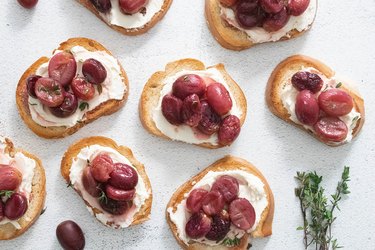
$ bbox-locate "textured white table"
[1,1,375,249]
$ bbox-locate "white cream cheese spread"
[167,170,268,246]
[152,68,243,145]
[69,145,150,228]
[0,137,36,229]
[280,67,361,143]
[100,0,165,29]
[28,46,126,128]
[220,0,317,44]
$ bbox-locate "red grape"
[295,90,319,126]
[105,185,135,201]
[185,212,212,239]
[90,154,114,183]
[202,191,225,216]
[4,193,28,220]
[291,71,323,93]
[205,210,231,241]
[0,165,22,191]
[229,198,256,230]
[287,0,310,16]
[109,163,138,191]
[260,0,284,14]
[81,167,100,197]
[161,94,183,125]
[82,58,107,85]
[119,0,148,14]
[172,74,206,100]
[89,0,111,13]
[235,0,261,29]
[181,94,202,127]
[314,117,348,142]
[263,7,290,32]
[218,115,241,146]
[26,75,41,98]
[35,77,65,107]
[48,52,77,87]
[186,189,208,213]
[220,0,238,7]
[49,92,78,118]
[56,220,85,250]
[99,198,131,215]
[211,175,239,203]
[206,83,233,116]
[198,101,222,135]
[17,0,38,9]
[71,77,95,101]
[318,89,354,117]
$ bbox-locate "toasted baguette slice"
[139,58,247,149]
[61,136,152,227]
[0,137,46,240]
[16,37,129,139]
[77,0,173,36]
[205,0,317,51]
[266,55,365,146]
[166,156,274,250]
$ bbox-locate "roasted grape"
[26,75,41,98]
[99,198,131,215]
[89,0,112,13]
[263,7,290,32]
[49,92,78,118]
[161,94,183,125]
[82,58,107,85]
[291,71,323,93]
[185,212,212,239]
[287,0,310,16]
[4,193,28,220]
[181,94,202,127]
[172,74,206,99]
[109,163,139,191]
[81,167,100,197]
[105,185,135,201]
[318,89,353,117]
[205,210,231,241]
[56,220,85,250]
[211,175,239,203]
[186,189,208,213]
[48,52,77,87]
[202,191,225,216]
[17,0,38,9]
[295,90,319,126]
[206,83,233,116]
[218,115,241,146]
[90,154,114,183]
[198,101,222,135]
[71,77,95,101]
[236,0,262,29]
[35,77,65,107]
[229,198,256,230]
[314,117,348,142]
[0,165,22,191]
[260,0,284,14]
[119,0,148,14]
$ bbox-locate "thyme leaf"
[79,102,89,111]
[98,189,108,204]
[0,190,14,198]
[335,82,342,88]
[222,235,241,247]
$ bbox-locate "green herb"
[67,181,73,188]
[0,190,14,198]
[222,235,241,247]
[86,159,90,164]
[78,59,84,63]
[335,82,342,88]
[295,167,350,250]
[98,189,108,204]
[77,120,83,124]
[40,207,47,215]
[323,85,329,91]
[352,116,359,122]
[29,102,37,106]
[79,102,89,111]
[97,84,103,95]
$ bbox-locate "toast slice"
[166,156,274,249]
[205,0,317,51]
[16,37,129,139]
[266,55,365,146]
[139,58,247,149]
[0,137,46,240]
[60,136,152,227]
[77,0,173,36]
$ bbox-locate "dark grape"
[263,7,290,32]
[211,175,239,203]
[206,83,233,116]
[295,90,319,126]
[229,198,256,230]
[181,94,202,127]
[318,89,353,117]
[35,77,65,107]
[314,117,348,142]
[56,220,85,250]
[17,0,38,9]
[185,212,212,239]
[49,92,78,118]
[205,210,231,241]
[198,101,222,135]
[82,59,107,85]
[287,0,310,16]
[202,191,225,216]
[172,74,206,100]
[186,189,208,213]
[260,0,284,14]
[109,163,138,191]
[291,71,323,93]
[4,193,28,220]
[26,75,41,98]
[71,77,95,101]
[48,52,77,87]
[161,94,183,125]
[89,0,112,13]
[218,115,241,146]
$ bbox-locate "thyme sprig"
[0,190,14,198]
[98,189,108,204]
[295,167,350,250]
[222,235,241,247]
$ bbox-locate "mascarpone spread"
[280,67,361,143]
[100,0,165,29]
[0,137,36,229]
[220,0,317,44]
[167,170,268,246]
[28,46,126,128]
[152,68,243,145]
[69,145,150,228]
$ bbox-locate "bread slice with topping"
[266,55,365,146]
[16,37,129,139]
[77,0,173,36]
[205,0,317,51]
[166,155,274,249]
[0,137,46,240]
[139,58,247,149]
[61,136,152,228]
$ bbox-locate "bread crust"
[60,136,152,227]
[139,58,247,149]
[0,137,46,240]
[77,0,173,36]
[166,156,274,250]
[205,0,317,51]
[16,37,129,139]
[266,55,365,146]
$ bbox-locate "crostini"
[205,0,317,51]
[0,136,46,240]
[139,58,247,149]
[61,136,152,228]
[78,0,173,36]
[16,37,129,139]
[266,55,365,146]
[166,156,274,249]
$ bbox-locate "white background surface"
[1,0,375,249]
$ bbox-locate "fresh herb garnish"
[335,82,342,88]
[295,167,350,250]
[323,85,329,91]
[98,189,108,204]
[67,181,73,188]
[29,102,37,106]
[40,207,47,215]
[97,84,103,95]
[0,190,14,198]
[79,102,89,111]
[222,235,241,247]
[352,116,359,122]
